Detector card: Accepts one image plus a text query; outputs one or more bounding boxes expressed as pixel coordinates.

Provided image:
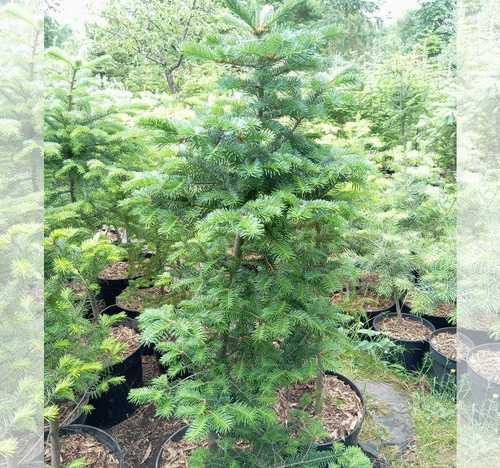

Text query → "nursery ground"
[337,339,456,468]
[109,338,456,468]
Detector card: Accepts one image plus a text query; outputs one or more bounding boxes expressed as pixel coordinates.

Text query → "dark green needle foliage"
[130,0,369,465]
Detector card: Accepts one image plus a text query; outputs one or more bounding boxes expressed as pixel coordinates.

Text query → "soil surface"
[331,290,393,312]
[44,433,119,467]
[110,325,141,359]
[99,261,130,280]
[431,303,454,318]
[117,287,165,313]
[275,374,364,442]
[158,436,207,468]
[110,405,184,468]
[377,317,432,342]
[468,349,500,384]
[431,332,456,361]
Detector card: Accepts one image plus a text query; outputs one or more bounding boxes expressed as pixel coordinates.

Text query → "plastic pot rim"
[59,423,124,468]
[373,311,435,344]
[466,342,500,388]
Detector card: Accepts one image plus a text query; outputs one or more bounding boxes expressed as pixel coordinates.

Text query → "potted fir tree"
[44,277,125,467]
[130,0,369,465]
[366,227,435,371]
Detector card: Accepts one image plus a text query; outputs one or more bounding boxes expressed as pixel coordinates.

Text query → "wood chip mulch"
[44,433,119,467]
[110,325,141,359]
[378,317,432,342]
[275,374,363,442]
[99,261,130,280]
[431,332,456,361]
[468,350,500,384]
[159,436,207,468]
[110,405,184,468]
[331,290,393,312]
[431,303,454,318]
[117,287,165,312]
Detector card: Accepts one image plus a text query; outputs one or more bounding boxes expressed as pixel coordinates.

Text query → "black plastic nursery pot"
[365,302,396,329]
[155,425,187,468]
[373,312,435,372]
[59,424,124,467]
[155,372,365,467]
[98,275,130,314]
[422,314,452,330]
[460,327,495,346]
[316,371,366,450]
[98,261,145,314]
[429,327,460,386]
[85,318,144,429]
[402,302,452,331]
[116,300,140,319]
[467,343,500,409]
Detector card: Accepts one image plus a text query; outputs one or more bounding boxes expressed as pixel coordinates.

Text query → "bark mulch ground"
[468,349,500,384]
[276,374,364,442]
[45,433,119,467]
[378,317,432,342]
[431,332,456,361]
[110,325,141,359]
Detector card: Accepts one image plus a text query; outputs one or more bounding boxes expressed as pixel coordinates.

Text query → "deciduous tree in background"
[89,0,222,94]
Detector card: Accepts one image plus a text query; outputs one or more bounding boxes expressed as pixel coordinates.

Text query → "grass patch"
[334,334,456,467]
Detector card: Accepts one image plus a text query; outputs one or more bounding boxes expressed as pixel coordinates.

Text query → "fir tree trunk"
[314,357,324,416]
[207,431,218,453]
[69,173,76,203]
[49,419,62,468]
[395,294,402,319]
[233,232,242,259]
[89,293,99,321]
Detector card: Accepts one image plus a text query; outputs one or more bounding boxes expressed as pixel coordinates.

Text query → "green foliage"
[131,0,369,464]
[44,15,72,49]
[88,0,222,94]
[44,49,141,207]
[399,0,456,57]
[361,52,431,149]
[44,227,125,317]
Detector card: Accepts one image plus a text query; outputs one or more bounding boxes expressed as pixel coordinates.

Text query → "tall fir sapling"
[130,0,369,464]
[44,49,140,207]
